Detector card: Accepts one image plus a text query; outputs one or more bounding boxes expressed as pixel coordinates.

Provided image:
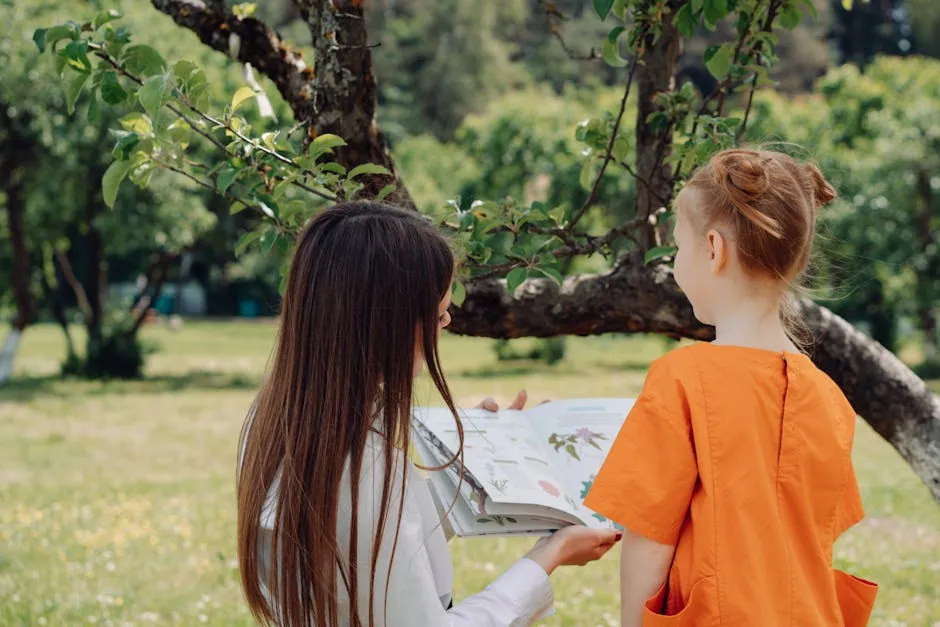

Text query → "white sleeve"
[353,450,554,626]
[382,513,554,626]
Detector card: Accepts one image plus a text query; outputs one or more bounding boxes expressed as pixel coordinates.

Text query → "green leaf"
[579,158,595,191]
[674,3,697,38]
[102,159,134,208]
[705,43,733,79]
[32,28,48,53]
[232,2,257,19]
[703,0,728,24]
[593,0,614,20]
[534,266,564,286]
[261,131,279,151]
[506,267,528,296]
[260,230,278,255]
[87,90,100,122]
[62,40,91,73]
[841,0,852,9]
[111,132,140,160]
[54,53,68,76]
[348,163,392,179]
[122,45,167,77]
[644,245,678,264]
[66,72,88,115]
[319,162,347,175]
[35,23,79,54]
[167,118,190,145]
[230,86,256,113]
[94,9,122,30]
[602,38,628,67]
[612,0,628,19]
[451,280,466,307]
[119,113,153,136]
[692,0,704,11]
[612,135,631,163]
[309,133,347,158]
[607,26,625,44]
[138,73,168,122]
[259,199,279,219]
[235,230,263,256]
[99,70,127,104]
[230,201,248,215]
[376,184,397,201]
[778,5,802,29]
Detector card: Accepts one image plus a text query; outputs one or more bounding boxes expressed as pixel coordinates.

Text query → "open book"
[412,398,634,537]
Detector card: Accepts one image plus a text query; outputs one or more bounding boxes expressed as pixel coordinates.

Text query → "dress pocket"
[642,576,716,627]
[833,569,878,626]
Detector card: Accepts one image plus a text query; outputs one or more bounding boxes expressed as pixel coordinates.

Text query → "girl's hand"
[526,526,621,575]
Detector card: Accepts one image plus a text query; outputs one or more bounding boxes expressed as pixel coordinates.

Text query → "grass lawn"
[1,321,938,626]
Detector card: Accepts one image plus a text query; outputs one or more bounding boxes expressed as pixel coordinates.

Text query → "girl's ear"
[707,229,728,275]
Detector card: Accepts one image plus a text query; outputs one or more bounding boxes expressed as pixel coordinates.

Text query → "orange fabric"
[584,344,877,626]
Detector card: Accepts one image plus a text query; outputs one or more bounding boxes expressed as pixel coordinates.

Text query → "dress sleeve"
[583,358,698,546]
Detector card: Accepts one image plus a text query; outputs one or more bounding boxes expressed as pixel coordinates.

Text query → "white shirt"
[258,432,554,626]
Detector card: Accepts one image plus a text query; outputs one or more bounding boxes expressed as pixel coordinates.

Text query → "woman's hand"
[474,389,528,412]
[526,526,621,575]
[474,390,550,412]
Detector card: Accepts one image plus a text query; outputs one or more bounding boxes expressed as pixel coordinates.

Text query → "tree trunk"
[293,0,412,205]
[449,260,940,502]
[5,181,37,332]
[84,199,105,339]
[635,3,682,248]
[1,180,38,385]
[40,256,76,360]
[799,298,940,501]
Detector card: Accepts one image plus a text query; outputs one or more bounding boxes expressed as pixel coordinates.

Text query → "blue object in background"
[155,294,175,315]
[239,299,260,318]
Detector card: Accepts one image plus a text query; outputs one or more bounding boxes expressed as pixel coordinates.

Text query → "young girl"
[585,149,878,626]
[237,202,619,627]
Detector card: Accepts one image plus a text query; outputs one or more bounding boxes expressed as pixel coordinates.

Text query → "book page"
[524,398,635,527]
[413,407,585,521]
[413,419,577,535]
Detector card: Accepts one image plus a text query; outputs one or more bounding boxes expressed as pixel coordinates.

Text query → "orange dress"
[584,344,878,626]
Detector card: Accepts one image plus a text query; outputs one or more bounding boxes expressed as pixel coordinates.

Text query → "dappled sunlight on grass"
[1,322,938,625]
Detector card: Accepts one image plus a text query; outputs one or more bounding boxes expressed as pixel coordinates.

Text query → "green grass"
[1,322,938,626]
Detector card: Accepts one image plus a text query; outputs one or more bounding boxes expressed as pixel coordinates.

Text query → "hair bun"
[712,149,771,200]
[804,164,836,210]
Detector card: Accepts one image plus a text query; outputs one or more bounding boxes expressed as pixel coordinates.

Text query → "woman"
[237,202,619,627]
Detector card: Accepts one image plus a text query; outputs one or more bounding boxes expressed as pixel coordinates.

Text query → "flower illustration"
[538,480,560,497]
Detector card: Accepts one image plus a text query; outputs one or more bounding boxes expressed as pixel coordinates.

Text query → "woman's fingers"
[508,389,528,410]
[475,397,499,412]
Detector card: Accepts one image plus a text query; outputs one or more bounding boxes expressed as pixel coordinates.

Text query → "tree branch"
[54,248,94,324]
[568,44,643,230]
[449,257,940,502]
[736,0,786,142]
[149,0,315,125]
[538,0,600,61]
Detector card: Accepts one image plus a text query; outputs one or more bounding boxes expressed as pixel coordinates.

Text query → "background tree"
[19,0,940,501]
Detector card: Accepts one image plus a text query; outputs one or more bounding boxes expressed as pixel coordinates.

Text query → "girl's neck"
[711,296,798,354]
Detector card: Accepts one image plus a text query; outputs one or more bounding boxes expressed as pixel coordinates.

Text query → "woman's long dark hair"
[237,202,460,626]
